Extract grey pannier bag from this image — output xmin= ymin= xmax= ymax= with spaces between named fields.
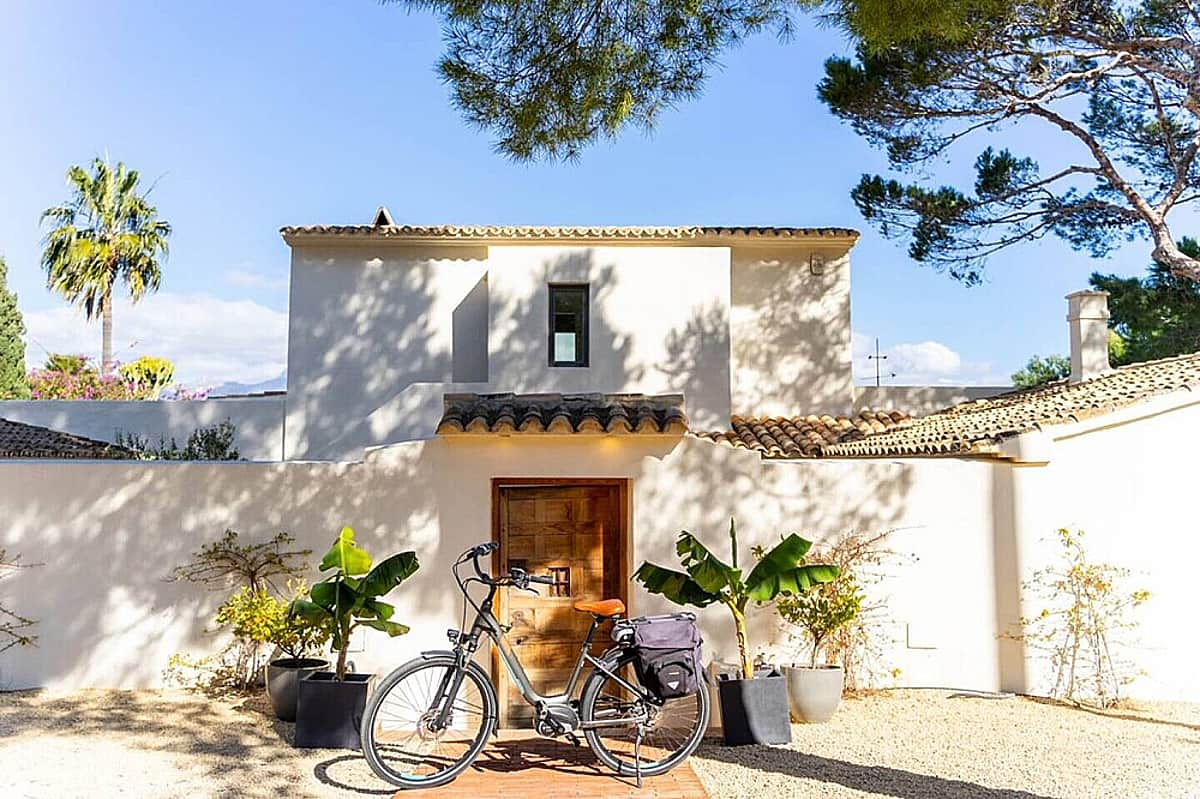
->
xmin=626 ymin=613 xmax=704 ymax=701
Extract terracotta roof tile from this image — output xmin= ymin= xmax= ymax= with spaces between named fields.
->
xmin=437 ymin=393 xmax=687 ymax=437
xmin=0 ymin=418 xmax=132 ymax=459
xmin=821 ymin=352 xmax=1200 ymax=458
xmin=701 ymin=352 xmax=1200 ymax=460
xmin=695 ymin=410 xmax=912 ymax=458
xmin=281 ymin=223 xmax=859 ymax=244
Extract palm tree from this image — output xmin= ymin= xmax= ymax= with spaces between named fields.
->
xmin=40 ymin=158 xmax=170 ymax=374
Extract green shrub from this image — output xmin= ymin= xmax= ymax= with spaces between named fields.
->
xmin=115 ymin=419 xmax=240 ymax=460
xmin=777 ymin=574 xmax=863 ymax=668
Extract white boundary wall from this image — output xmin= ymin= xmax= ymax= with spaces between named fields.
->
xmin=1 ymin=397 xmax=1196 ymax=701
xmin=853 ymin=385 xmax=1011 ymax=416
xmin=0 ymin=396 xmax=285 ymax=461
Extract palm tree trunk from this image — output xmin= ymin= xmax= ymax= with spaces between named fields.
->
xmin=100 ymin=292 xmax=113 ymax=375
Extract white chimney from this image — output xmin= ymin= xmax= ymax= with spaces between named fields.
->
xmin=1066 ymin=290 xmax=1111 ymax=383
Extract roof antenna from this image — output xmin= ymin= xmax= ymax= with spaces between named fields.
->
xmin=868 ymin=337 xmax=895 ymax=387
xmin=372 ymin=206 xmax=395 ymax=227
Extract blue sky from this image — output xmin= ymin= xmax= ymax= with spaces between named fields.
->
xmin=2 ymin=1 xmax=1195 ymax=388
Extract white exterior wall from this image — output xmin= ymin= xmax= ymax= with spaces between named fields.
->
xmin=0 ymin=396 xmax=285 ymax=461
xmin=284 ymin=239 xmax=857 ymax=460
xmin=730 ymin=245 xmax=854 ymax=417
xmin=1011 ymin=400 xmax=1200 ymax=702
xmin=284 ymin=243 xmax=490 ymax=460
xmin=853 ymin=385 xmax=1012 ymax=416
xmin=2 ymin=411 xmax=1195 ymax=701
xmin=0 ymin=436 xmax=996 ymax=695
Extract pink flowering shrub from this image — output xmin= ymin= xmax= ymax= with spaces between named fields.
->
xmin=26 ymin=354 xmax=208 ymax=401
xmin=28 ymin=357 xmax=141 ymax=400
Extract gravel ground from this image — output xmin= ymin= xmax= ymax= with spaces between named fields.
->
xmin=0 ymin=688 xmax=1195 ymax=798
xmin=691 ymin=689 xmax=1200 ymax=799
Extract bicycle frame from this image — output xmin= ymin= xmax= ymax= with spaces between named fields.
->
xmin=430 ymin=562 xmax=652 ymax=734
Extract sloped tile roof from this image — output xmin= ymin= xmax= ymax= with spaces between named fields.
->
xmin=437 ymin=393 xmax=687 ymax=436
xmin=695 ymin=410 xmax=911 ymax=458
xmin=699 ymin=353 xmax=1200 ymax=459
xmin=280 ymin=223 xmax=859 ymax=244
xmin=0 ymin=418 xmax=132 ymax=459
xmin=821 ymin=352 xmax=1200 ymax=458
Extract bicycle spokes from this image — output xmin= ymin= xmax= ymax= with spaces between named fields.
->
xmin=366 ymin=662 xmax=491 ymax=782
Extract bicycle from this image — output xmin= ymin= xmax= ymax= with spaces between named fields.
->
xmin=360 ymin=541 xmax=711 ymax=789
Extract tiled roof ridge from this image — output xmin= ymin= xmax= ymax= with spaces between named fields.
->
xmin=695 ymin=409 xmax=912 ymax=458
xmin=821 ymin=351 xmax=1200 ymax=458
xmin=437 ymin=392 xmax=688 ymax=436
xmin=0 ymin=417 xmax=132 ymax=459
xmin=280 ymin=223 xmax=860 ymax=242
xmin=698 ymin=350 xmax=1200 ymax=460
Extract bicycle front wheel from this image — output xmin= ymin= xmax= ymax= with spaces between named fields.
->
xmin=360 ymin=653 xmax=497 ymax=790
xmin=580 ymin=650 xmax=710 ymax=778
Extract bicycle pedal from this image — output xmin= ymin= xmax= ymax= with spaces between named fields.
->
xmin=565 ymin=733 xmax=582 ymax=747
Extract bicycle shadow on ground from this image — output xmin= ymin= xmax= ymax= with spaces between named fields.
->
xmin=312 ymin=736 xmax=676 ymax=794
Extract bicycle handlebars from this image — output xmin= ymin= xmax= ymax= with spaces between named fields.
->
xmin=461 ymin=542 xmax=555 ymax=591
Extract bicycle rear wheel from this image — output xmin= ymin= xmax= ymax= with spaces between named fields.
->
xmin=360 ymin=654 xmax=497 ymax=790
xmin=580 ymin=650 xmax=710 ymax=778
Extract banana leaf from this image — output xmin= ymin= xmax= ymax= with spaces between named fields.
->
xmin=744 ymin=534 xmax=812 ymax=595
xmin=633 ymin=561 xmax=722 ymax=607
xmin=358 ymin=550 xmax=419 ymax=597
xmin=747 ymin=562 xmax=840 ymax=602
xmin=675 ymin=530 xmax=741 ymax=594
xmin=359 ymin=618 xmax=411 ymax=637
xmin=318 ymin=526 xmax=373 ymax=575
xmin=310 ymin=579 xmax=360 ymax=612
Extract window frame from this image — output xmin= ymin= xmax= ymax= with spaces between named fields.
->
xmin=547 ymin=283 xmax=590 ymax=368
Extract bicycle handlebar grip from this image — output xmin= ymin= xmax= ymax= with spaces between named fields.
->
xmin=473 ymin=541 xmax=499 ymax=556
xmin=527 ymin=574 xmax=556 ymax=585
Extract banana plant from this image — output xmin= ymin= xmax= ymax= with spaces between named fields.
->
xmin=289 ymin=527 xmax=419 ymax=680
xmin=634 ymin=519 xmax=838 ymax=680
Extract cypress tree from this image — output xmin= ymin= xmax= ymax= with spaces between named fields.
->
xmin=0 ymin=257 xmax=30 ymax=399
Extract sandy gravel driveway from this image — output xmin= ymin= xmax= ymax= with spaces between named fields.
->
xmin=1 ymin=688 xmax=1196 ymax=798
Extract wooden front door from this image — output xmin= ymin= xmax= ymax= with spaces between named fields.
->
xmin=493 ymin=480 xmax=627 ymax=726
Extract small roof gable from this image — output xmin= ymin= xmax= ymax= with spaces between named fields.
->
xmin=437 ymin=393 xmax=687 ymax=436
xmin=0 ymin=418 xmax=133 ymax=459
xmin=371 ymin=206 xmax=395 ymax=227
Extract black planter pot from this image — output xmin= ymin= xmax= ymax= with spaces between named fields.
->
xmin=717 ymin=670 xmax=792 ymax=746
xmin=294 ymin=671 xmax=374 ymax=749
xmin=267 ymin=658 xmax=330 ymax=722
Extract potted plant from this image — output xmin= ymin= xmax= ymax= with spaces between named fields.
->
xmin=635 ymin=519 xmax=837 ymax=745
xmin=265 ymin=582 xmax=333 ymax=722
xmin=289 ymin=527 xmax=419 ymax=749
xmin=777 ymin=572 xmax=862 ymax=723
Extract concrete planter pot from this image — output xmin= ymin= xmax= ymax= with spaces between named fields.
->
xmin=266 ymin=658 xmax=330 ymax=722
xmin=716 ymin=670 xmax=791 ymax=746
xmin=785 ymin=665 xmax=844 ymax=723
xmin=294 ymin=671 xmax=374 ymax=749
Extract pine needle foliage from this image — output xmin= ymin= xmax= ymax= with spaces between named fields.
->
xmin=0 ymin=258 xmax=29 ymax=399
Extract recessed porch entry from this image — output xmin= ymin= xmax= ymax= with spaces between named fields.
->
xmin=491 ymin=478 xmax=629 ymax=727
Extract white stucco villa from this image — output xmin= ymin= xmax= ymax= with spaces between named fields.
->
xmin=1 ymin=211 xmax=1197 ymax=713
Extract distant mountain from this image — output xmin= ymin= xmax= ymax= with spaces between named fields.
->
xmin=209 ymin=371 xmax=287 ymax=397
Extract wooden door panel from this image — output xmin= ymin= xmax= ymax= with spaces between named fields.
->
xmin=495 ymin=482 xmax=625 ymax=727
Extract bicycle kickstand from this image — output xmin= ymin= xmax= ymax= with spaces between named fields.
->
xmin=634 ymin=724 xmax=644 ymax=788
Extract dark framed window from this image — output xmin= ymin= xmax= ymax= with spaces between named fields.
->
xmin=548 ymin=284 xmax=589 ymax=367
